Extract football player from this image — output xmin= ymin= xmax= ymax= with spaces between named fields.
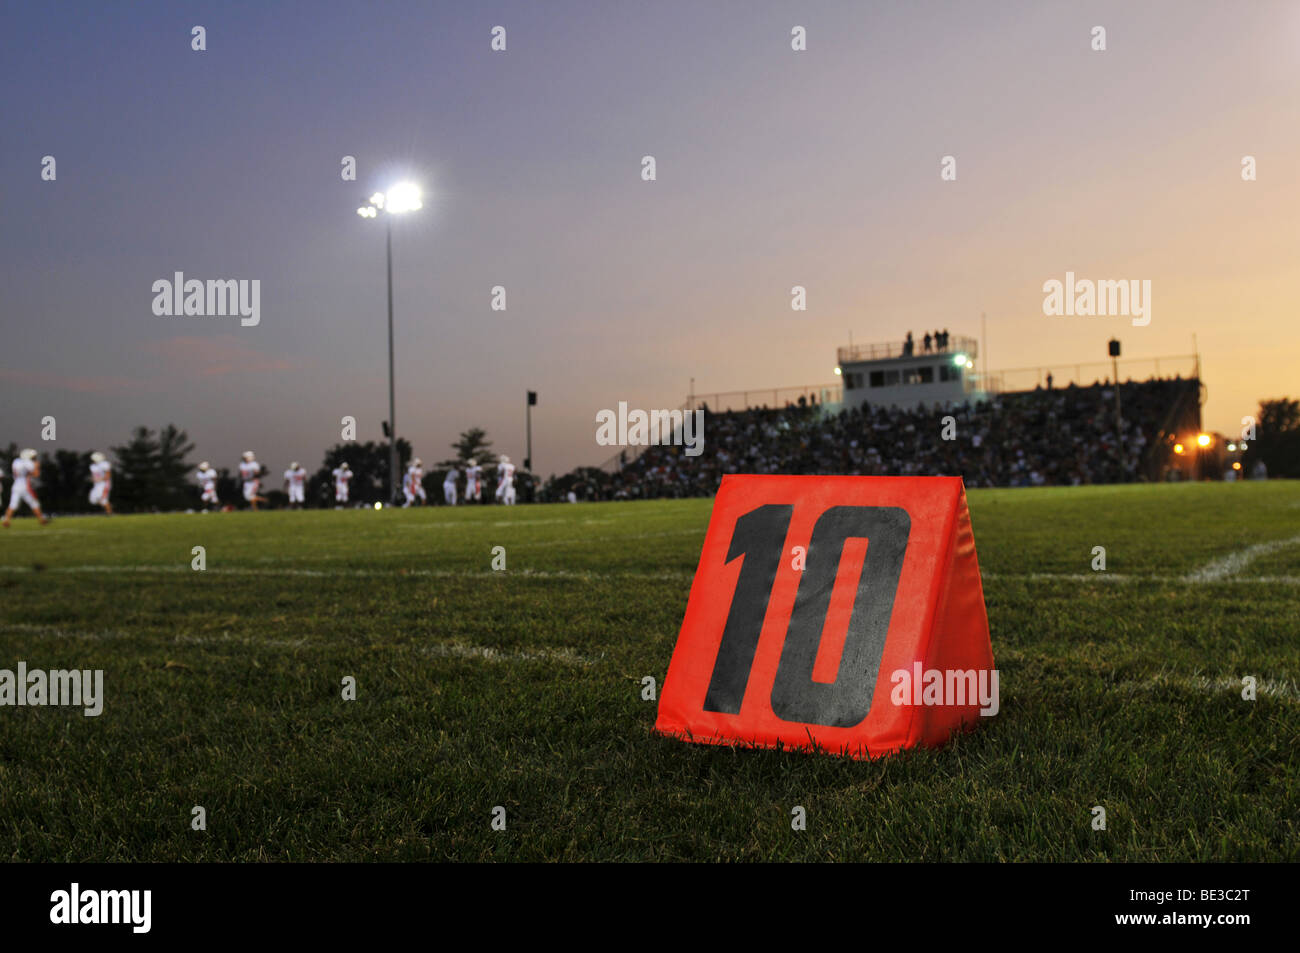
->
xmin=284 ymin=461 xmax=307 ymax=509
xmin=442 ymin=464 xmax=459 ymax=506
xmin=89 ymin=451 xmax=113 ymax=515
xmin=403 ymin=458 xmax=427 ymax=507
xmin=465 ymin=459 xmax=483 ymax=503
xmin=239 ymin=451 xmax=267 ymax=510
xmin=332 ymin=461 xmax=352 ymax=506
xmin=196 ymin=461 xmax=219 ymax=509
xmin=495 ymin=454 xmax=517 ymax=506
xmin=3 ymin=449 xmax=48 ymax=527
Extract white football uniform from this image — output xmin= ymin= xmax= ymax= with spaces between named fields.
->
xmin=442 ymin=467 xmax=458 ymax=505
xmin=239 ymin=460 xmax=261 ymax=501
xmin=403 ymin=465 xmax=425 ymax=506
xmin=465 ymin=464 xmax=482 ymax=501
xmin=332 ymin=467 xmax=351 ymax=503
xmin=8 ymin=458 xmax=39 ymax=511
xmin=495 ymin=462 xmax=516 ymax=505
xmin=197 ymin=467 xmax=218 ymax=503
xmin=285 ymin=467 xmax=306 ymax=504
xmin=89 ymin=460 xmax=113 ymax=506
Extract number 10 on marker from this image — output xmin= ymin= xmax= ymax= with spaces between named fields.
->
xmin=656 ymin=475 xmax=993 ymax=759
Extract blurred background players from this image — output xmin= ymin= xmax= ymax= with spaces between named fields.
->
xmin=285 ymin=461 xmax=307 ymax=509
xmin=403 ymin=458 xmax=426 ymax=507
xmin=495 ymin=454 xmax=516 ymax=505
xmin=3 ymin=449 xmax=48 ymax=527
xmin=465 ymin=459 xmax=483 ymax=503
xmin=89 ymin=451 xmax=113 ymax=515
xmin=442 ymin=463 xmax=459 ymax=505
xmin=196 ymin=461 xmax=219 ymax=510
xmin=239 ymin=451 xmax=267 ymax=510
xmin=332 ymin=461 xmax=352 ymax=507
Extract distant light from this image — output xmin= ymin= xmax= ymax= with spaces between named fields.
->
xmin=1227 ymin=443 xmax=1237 ymax=452
xmin=1233 ymin=462 xmax=1242 ymax=471
xmin=1196 ymin=433 xmax=1211 ymax=448
xmin=384 ymin=182 xmax=423 ymax=214
xmin=833 ymin=366 xmax=842 ymax=376
xmin=1239 ymin=441 xmax=1248 ymax=450
xmin=374 ymin=501 xmax=383 ymax=510
xmin=357 ymin=206 xmax=377 ymax=218
xmin=1174 ymin=443 xmax=1185 ymax=454
xmin=369 ymin=192 xmax=385 ymax=208
xmin=953 ymin=353 xmax=968 ymax=367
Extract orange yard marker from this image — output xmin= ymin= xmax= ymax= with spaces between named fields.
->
xmin=656 ymin=475 xmax=995 ymax=759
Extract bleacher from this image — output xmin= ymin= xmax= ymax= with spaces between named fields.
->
xmin=554 ymin=376 xmax=1202 ymax=500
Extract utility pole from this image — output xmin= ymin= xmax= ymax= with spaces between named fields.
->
xmin=1109 ymin=338 xmax=1122 ymax=438
xmin=981 ymin=311 xmax=987 ymax=389
xmin=525 ymin=391 xmax=537 ymax=472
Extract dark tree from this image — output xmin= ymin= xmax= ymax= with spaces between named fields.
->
xmin=156 ymin=424 xmax=197 ymax=509
xmin=38 ymin=449 xmax=92 ymax=513
xmin=310 ymin=439 xmax=411 ymax=505
xmin=107 ymin=425 xmax=196 ymax=512
xmin=443 ymin=428 xmax=493 ymax=467
xmin=215 ymin=467 xmax=239 ymax=507
xmin=111 ymin=427 xmax=162 ymax=512
xmin=1244 ymin=398 xmax=1300 ymax=478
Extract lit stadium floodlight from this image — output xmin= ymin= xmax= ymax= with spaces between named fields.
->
xmin=363 ymin=184 xmax=423 ymax=215
xmin=383 ymin=182 xmax=423 ymax=214
xmin=1196 ymin=433 xmax=1211 ymax=448
xmin=356 ymin=180 xmax=427 ymax=502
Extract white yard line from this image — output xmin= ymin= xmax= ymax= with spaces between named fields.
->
xmin=1118 ymin=672 xmax=1300 ymax=701
xmin=4 ymin=562 xmax=1297 ymax=586
xmin=1182 ymin=534 xmax=1300 ymax=583
xmin=516 ymin=529 xmax=703 ymax=548
xmin=418 ymin=641 xmax=600 ymax=667
xmin=981 ymin=571 xmax=1300 ymax=585
xmin=0 ymin=564 xmax=694 ymax=581
xmin=0 ymin=624 xmax=599 ymax=666
xmin=0 ymin=623 xmax=133 ymax=641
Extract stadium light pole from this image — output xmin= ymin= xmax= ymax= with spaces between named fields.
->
xmin=358 ymin=183 xmax=423 ymax=503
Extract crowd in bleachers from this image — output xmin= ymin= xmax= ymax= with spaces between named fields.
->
xmin=556 ymin=377 xmax=1198 ymax=501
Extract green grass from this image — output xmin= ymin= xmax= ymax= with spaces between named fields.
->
xmin=1 ymin=482 xmax=1297 ymax=861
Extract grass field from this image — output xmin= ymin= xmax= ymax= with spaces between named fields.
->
xmin=1 ymin=481 xmax=1297 ymax=861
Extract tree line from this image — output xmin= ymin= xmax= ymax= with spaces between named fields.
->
xmin=1242 ymin=398 xmax=1300 ymax=479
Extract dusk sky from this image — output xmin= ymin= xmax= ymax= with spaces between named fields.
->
xmin=3 ymin=1 xmax=1297 ymax=475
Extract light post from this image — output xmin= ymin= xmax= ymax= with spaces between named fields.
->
xmin=1108 ymin=338 xmax=1122 ymax=440
xmin=358 ymin=183 xmax=423 ymax=503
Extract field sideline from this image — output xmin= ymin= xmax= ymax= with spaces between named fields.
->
xmin=1 ymin=481 xmax=1297 ymax=861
